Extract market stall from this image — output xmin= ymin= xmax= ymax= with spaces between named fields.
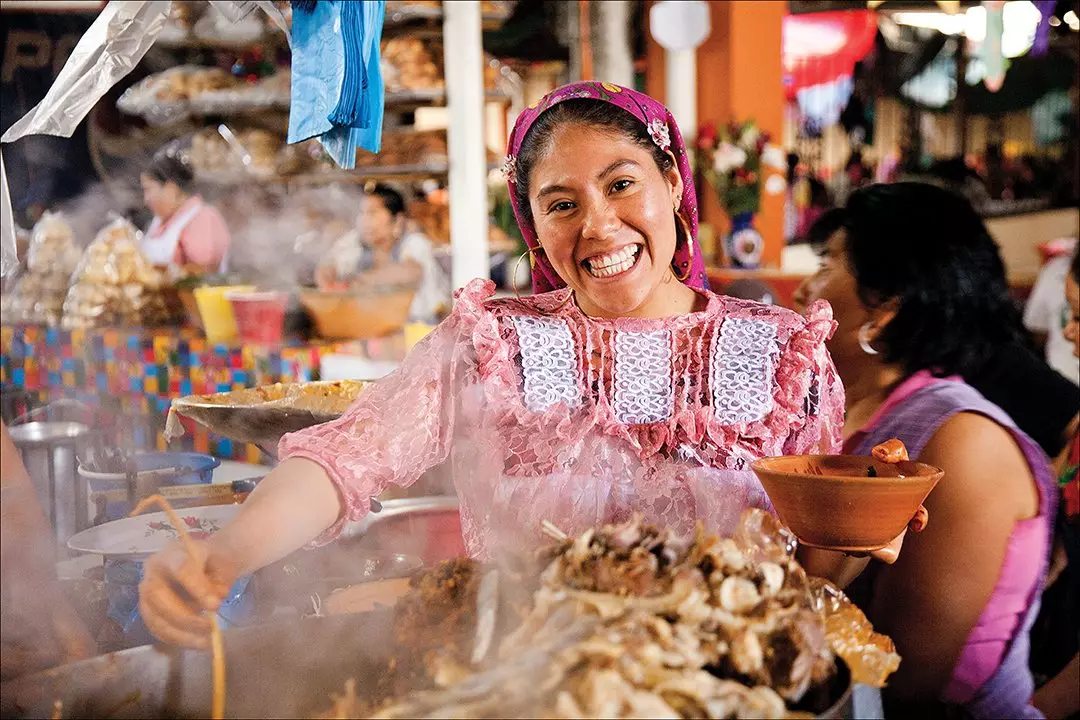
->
xmin=0 ymin=323 xmax=404 ymax=460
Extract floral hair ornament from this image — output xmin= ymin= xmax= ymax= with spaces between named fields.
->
xmin=504 ymin=81 xmax=709 ymax=294
xmin=501 ymin=154 xmax=517 ymax=184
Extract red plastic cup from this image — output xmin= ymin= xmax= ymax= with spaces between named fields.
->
xmin=227 ymin=291 xmax=289 ymax=344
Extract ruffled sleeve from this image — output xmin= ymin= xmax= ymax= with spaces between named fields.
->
xmin=779 ymin=299 xmax=845 ymax=455
xmin=277 ymin=279 xmax=493 ymax=544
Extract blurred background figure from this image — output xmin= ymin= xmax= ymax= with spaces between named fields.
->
xmin=1024 ymin=237 xmax=1080 ymax=385
xmin=1032 ymin=247 xmax=1080 ymax=720
xmin=140 ymin=148 xmax=231 ymax=275
xmin=315 ymin=184 xmax=449 ymax=324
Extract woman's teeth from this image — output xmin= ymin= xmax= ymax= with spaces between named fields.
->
xmin=585 ymin=245 xmax=641 ymax=278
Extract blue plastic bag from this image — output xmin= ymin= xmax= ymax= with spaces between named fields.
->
xmin=288 ymin=0 xmax=385 ymax=168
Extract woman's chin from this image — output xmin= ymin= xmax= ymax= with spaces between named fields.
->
xmin=576 ymin=282 xmax=654 ymax=319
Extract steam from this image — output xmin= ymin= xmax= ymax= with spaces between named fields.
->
xmin=19 ymin=178 xmax=372 ymax=291
xmin=214 ymin=183 xmax=368 ymax=289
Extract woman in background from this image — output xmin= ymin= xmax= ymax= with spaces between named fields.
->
xmin=316 ymin=184 xmax=448 ymax=324
xmin=140 ymin=148 xmax=230 ymax=274
xmin=796 ymin=182 xmax=1054 ymax=718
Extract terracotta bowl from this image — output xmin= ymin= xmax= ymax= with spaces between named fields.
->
xmin=751 ymin=455 xmax=943 ymax=552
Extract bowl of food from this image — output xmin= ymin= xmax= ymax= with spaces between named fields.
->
xmin=752 ymin=440 xmax=942 ymax=552
xmin=299 ymin=284 xmax=416 ymax=340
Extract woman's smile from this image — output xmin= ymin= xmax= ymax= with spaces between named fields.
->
xmin=581 ymin=243 xmax=643 ymax=279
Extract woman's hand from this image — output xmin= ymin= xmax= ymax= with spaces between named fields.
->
xmin=139 ymin=538 xmax=239 ymax=649
xmin=138 ymin=458 xmax=344 ymax=647
xmin=314 ymin=264 xmax=347 ymax=291
xmin=358 ymin=259 xmax=423 ymax=289
xmin=868 ymin=504 xmax=929 ymax=564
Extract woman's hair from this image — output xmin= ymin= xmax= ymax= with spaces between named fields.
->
xmin=367 ymin=183 xmax=406 ymax=217
xmin=145 ymin=148 xmax=195 ymax=194
xmin=811 ymin=182 xmax=1027 ymax=378
xmin=513 ymin=99 xmax=675 ymax=230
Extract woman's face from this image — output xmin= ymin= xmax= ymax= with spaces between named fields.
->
xmin=1064 ymin=272 xmax=1080 ymax=359
xmin=794 ymin=230 xmax=876 ymax=375
xmin=358 ymin=195 xmax=401 ymax=249
xmin=140 ymin=174 xmax=184 ymax=219
xmin=527 ymin=124 xmax=684 ymax=318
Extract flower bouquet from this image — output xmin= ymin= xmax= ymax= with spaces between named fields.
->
xmin=696 ymin=120 xmax=787 ymax=268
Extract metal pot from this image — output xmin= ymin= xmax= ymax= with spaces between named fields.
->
xmin=7 ymin=421 xmax=91 ymax=553
xmin=0 ymin=611 xmax=859 ymax=719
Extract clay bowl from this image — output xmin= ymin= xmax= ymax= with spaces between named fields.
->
xmin=751 ymin=454 xmax=943 ymax=552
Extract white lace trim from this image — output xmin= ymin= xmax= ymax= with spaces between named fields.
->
xmin=613 ymin=329 xmax=673 ymax=425
xmin=711 ymin=318 xmax=779 ymax=425
xmin=511 ymin=315 xmax=581 ymax=412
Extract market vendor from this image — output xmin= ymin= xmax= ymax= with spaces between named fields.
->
xmin=140 ymin=82 xmax=925 ymax=648
xmin=140 ymin=148 xmax=231 ymax=274
xmin=314 ymin=184 xmax=448 ymax=324
xmin=0 ymin=420 xmax=94 ymax=680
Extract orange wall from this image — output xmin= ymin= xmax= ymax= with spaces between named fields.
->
xmin=699 ymin=0 xmax=786 ymax=268
xmin=646 ymin=1 xmax=786 ymax=268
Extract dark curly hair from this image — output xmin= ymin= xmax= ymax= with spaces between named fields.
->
xmin=512 ymin=98 xmax=676 ymax=232
xmin=811 ymin=182 xmax=1027 ymax=378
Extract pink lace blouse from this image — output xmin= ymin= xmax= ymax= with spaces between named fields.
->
xmin=279 ymin=279 xmax=844 ymax=559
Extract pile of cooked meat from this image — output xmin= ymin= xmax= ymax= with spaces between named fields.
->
xmin=324 ymin=510 xmax=898 ymax=719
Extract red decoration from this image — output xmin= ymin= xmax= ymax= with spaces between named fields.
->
xmin=783 ymin=10 xmax=878 ymax=101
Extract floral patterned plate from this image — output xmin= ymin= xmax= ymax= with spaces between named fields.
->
xmin=67 ymin=504 xmax=241 ymax=559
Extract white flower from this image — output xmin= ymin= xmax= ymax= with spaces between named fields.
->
xmin=713 ymin=142 xmax=747 ymax=173
xmin=647 ymin=119 xmax=671 ymax=150
xmin=764 ymin=174 xmax=787 ymax=195
xmin=761 ymin=145 xmax=787 ymax=171
xmin=739 ymin=125 xmax=760 ymax=148
xmin=501 ymin=154 xmax=517 ymax=183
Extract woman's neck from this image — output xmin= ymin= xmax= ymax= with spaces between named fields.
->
xmin=840 ymin=361 xmax=906 ymax=437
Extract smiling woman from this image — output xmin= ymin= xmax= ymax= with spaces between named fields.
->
xmin=138 ymin=83 xmax=887 ymax=652
xmin=508 ymin=98 xmax=698 ymax=319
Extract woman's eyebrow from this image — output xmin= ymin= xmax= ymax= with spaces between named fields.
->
xmin=597 ymin=159 xmax=639 ymax=180
xmin=536 ymin=184 xmax=574 ymax=200
xmin=535 ymin=160 xmax=641 ymax=199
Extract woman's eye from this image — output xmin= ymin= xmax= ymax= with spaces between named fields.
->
xmin=548 ymin=201 xmax=575 ymax=214
xmin=611 ymin=179 xmax=633 ymax=193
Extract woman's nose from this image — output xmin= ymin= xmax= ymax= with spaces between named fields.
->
xmin=580 ymin=197 xmax=620 ymax=242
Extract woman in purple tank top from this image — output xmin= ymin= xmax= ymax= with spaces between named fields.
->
xmin=795 ymin=183 xmax=1056 ymax=718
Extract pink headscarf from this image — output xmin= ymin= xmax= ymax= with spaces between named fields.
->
xmin=504 ymin=81 xmax=709 ymax=294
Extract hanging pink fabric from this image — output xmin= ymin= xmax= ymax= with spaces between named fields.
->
xmin=503 ymin=81 xmax=708 ymax=294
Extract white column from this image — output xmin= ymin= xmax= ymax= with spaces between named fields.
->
xmin=666 ymin=48 xmax=696 ymax=144
xmin=593 ymin=0 xmax=634 ymax=87
xmin=443 ymin=0 xmax=490 ymax=289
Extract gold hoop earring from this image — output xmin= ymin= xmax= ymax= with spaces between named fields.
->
xmin=672 ymin=211 xmax=694 ymax=282
xmin=511 ymin=249 xmax=535 ymax=301
xmin=512 ymin=247 xmax=574 ymax=312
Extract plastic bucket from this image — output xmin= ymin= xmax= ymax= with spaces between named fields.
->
xmin=79 ymin=451 xmax=220 ymax=521
xmin=194 ymin=285 xmax=255 ymax=343
xmin=227 ymin=291 xmax=289 ymax=344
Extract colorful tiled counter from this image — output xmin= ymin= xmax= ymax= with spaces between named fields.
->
xmin=0 ymin=325 xmax=406 ymax=460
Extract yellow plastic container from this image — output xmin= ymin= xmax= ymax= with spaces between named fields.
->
xmin=404 ymin=322 xmax=435 ymax=351
xmin=194 ymin=285 xmax=255 ymax=343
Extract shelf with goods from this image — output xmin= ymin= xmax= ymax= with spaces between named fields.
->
xmin=99 ymin=2 xmax=521 ymax=200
